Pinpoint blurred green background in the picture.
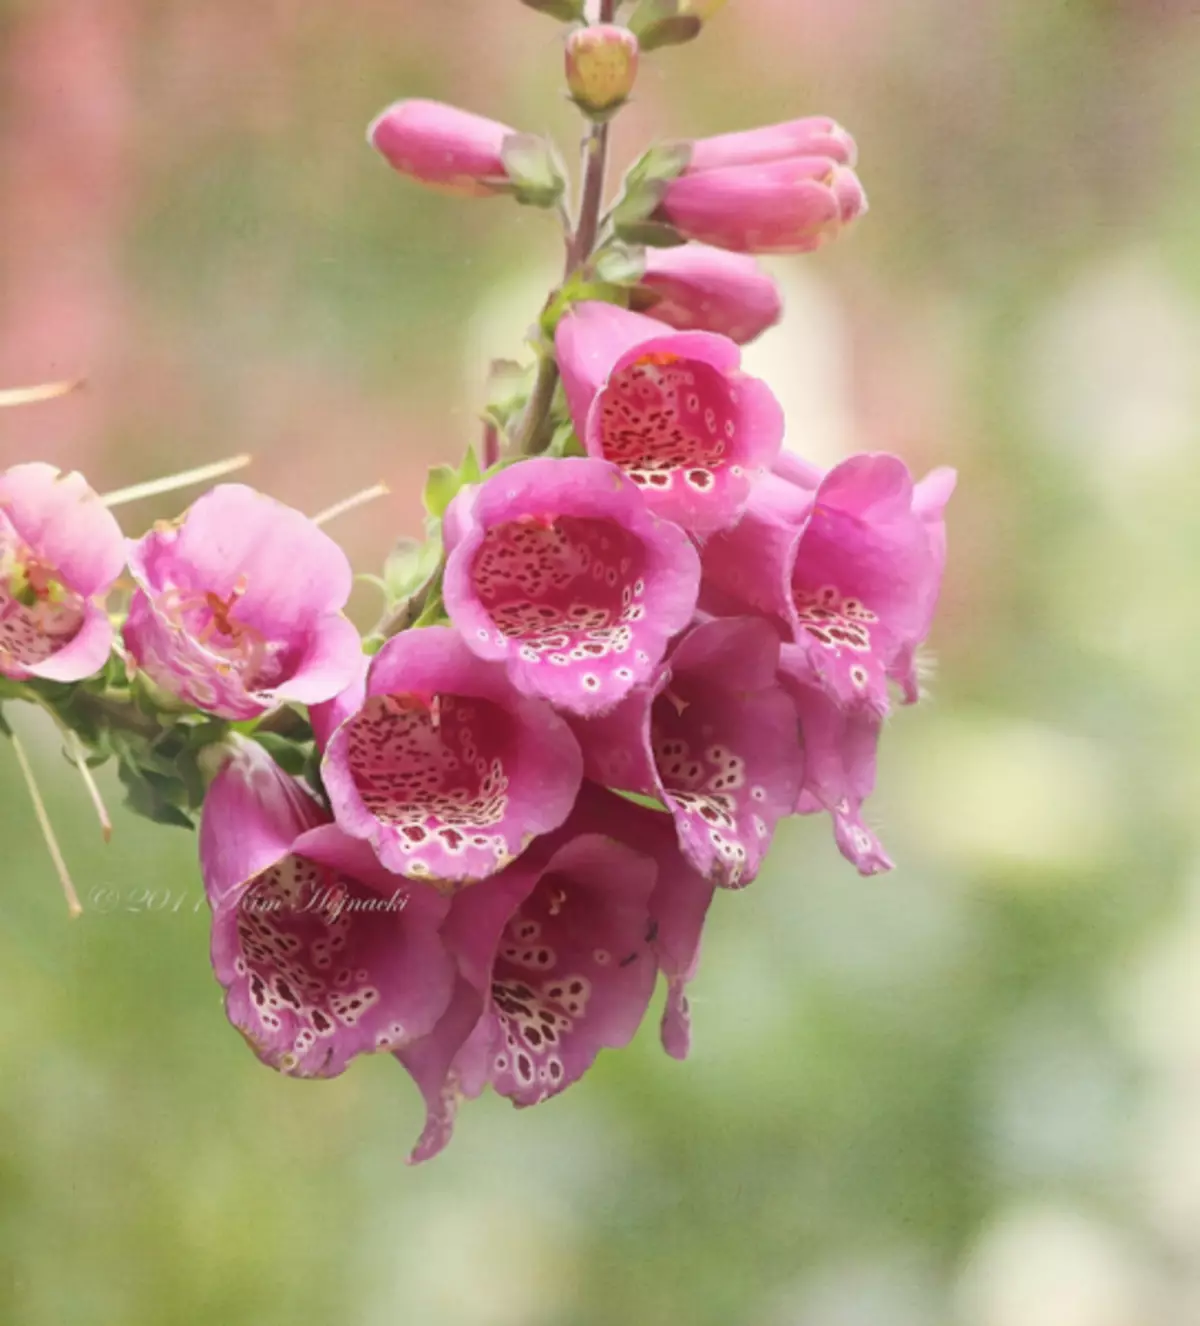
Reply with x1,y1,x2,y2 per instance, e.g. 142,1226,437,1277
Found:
3,1,1200,1322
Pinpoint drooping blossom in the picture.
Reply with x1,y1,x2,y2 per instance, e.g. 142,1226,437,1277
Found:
0,462,125,682
685,116,857,174
199,738,455,1078
657,157,867,255
368,99,516,197
124,484,363,721
779,657,891,876
561,782,717,1061
442,456,700,716
703,454,946,716
636,243,783,345
398,804,659,1162
704,453,951,872
891,466,956,704
570,617,802,888
554,303,785,535
321,625,583,887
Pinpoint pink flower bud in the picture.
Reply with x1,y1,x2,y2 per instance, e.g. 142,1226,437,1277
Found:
565,24,639,116
637,243,783,344
686,116,857,173
659,157,868,255
368,99,515,197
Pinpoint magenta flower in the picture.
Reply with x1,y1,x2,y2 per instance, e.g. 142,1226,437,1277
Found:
321,625,583,887
368,99,516,197
637,243,783,345
398,815,658,1162
570,617,802,888
442,456,700,716
0,462,124,683
199,739,455,1078
686,116,857,174
563,783,715,1061
659,157,867,255
123,483,363,721
779,659,891,876
703,454,945,717
891,466,957,704
554,303,784,535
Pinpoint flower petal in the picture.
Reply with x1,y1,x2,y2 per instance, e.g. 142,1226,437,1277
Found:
0,462,125,597
557,302,784,535
779,653,891,876
321,625,583,886
199,738,327,908
443,457,700,716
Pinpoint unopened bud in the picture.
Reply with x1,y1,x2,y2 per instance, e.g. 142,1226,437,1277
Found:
566,25,640,117
368,100,514,197
368,100,566,209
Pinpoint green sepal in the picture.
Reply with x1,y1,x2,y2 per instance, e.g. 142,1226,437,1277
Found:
250,730,313,777
609,141,691,232
116,761,197,830
592,244,648,287
548,421,588,459
498,134,569,210
482,359,535,432
612,787,671,813
422,465,460,519
612,219,687,248
629,0,703,49
539,275,631,339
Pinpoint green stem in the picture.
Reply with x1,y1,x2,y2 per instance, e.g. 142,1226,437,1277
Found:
512,4,617,458
511,351,562,457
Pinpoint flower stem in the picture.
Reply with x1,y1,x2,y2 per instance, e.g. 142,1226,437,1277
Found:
512,350,561,457
512,0,617,459
481,420,500,469
565,102,613,272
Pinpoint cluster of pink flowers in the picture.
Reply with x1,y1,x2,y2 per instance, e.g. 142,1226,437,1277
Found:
0,7,952,1162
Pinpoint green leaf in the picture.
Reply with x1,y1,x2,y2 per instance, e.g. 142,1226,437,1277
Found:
482,358,535,431
382,534,443,604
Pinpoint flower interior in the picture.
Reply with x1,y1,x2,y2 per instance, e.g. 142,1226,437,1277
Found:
598,351,741,496
471,513,649,694
344,691,514,867
0,519,82,670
